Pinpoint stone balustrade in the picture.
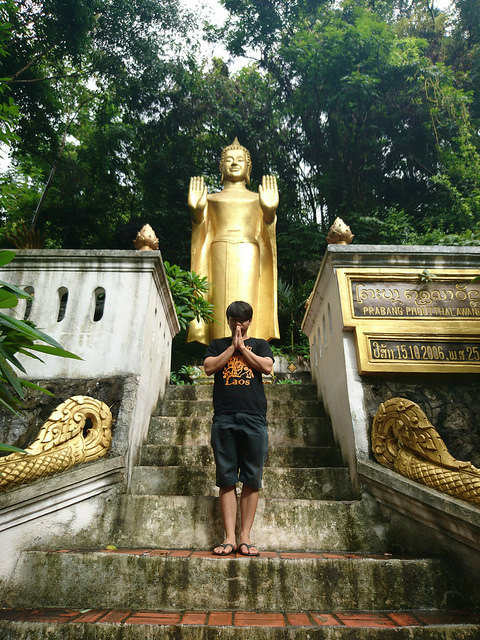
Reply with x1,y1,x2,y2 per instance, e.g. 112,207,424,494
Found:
1,250,178,381
302,244,480,583
0,250,179,583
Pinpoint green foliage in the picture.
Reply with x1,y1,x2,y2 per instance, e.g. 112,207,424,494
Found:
0,442,26,453
276,278,313,354
275,378,302,385
169,364,198,385
169,371,189,386
0,0,188,243
0,2,19,148
419,268,437,283
1,0,480,304
218,0,480,249
164,261,214,332
0,92,18,146
0,250,80,415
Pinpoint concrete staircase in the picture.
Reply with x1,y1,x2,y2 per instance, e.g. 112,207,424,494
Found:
1,383,480,638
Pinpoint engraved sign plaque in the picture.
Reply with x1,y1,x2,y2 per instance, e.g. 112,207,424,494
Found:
368,338,480,365
336,268,480,373
352,281,480,319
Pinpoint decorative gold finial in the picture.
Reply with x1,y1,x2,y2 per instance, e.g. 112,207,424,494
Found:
326,218,354,245
134,224,159,251
372,397,480,506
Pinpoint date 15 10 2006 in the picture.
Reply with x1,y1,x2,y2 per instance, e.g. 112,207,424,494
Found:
369,339,480,363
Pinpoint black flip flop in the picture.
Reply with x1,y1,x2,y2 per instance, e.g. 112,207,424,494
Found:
212,542,236,556
238,543,260,556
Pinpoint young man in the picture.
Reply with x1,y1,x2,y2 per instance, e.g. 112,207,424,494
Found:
204,300,274,556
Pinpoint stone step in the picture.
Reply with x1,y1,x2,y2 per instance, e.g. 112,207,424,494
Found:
130,466,354,500
109,495,387,551
147,416,334,447
156,399,325,418
140,444,343,468
165,383,318,401
10,549,449,611
2,607,480,638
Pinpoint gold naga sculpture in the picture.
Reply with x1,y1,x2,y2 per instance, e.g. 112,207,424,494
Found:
187,137,280,344
0,396,112,491
372,397,480,506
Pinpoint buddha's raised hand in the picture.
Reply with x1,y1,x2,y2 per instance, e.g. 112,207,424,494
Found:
188,176,207,214
259,175,279,222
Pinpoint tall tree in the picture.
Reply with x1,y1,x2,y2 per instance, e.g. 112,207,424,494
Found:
218,0,480,244
0,0,186,238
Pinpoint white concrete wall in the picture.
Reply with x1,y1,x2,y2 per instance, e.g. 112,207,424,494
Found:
0,459,125,584
302,244,480,486
2,250,177,379
0,250,180,585
302,255,364,488
0,249,180,481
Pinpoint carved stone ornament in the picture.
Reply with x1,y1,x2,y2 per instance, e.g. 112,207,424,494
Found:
133,224,159,251
0,396,112,491
371,397,480,506
326,217,354,245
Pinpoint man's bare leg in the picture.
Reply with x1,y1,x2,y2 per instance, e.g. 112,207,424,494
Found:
238,484,259,555
213,485,237,555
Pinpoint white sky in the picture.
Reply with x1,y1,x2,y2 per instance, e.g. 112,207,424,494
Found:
181,0,452,16
180,0,231,62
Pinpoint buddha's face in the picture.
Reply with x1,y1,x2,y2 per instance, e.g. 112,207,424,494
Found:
221,149,248,182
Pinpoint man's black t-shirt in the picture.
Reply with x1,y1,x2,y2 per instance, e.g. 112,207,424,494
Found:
204,337,274,416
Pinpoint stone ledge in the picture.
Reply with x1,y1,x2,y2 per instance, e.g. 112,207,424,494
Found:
358,459,480,552
326,244,480,267
0,456,125,533
1,607,479,631
303,244,480,334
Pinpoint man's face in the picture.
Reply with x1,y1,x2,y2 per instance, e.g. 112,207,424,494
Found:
228,316,251,336
222,150,248,182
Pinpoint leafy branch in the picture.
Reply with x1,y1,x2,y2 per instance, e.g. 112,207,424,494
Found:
164,261,214,331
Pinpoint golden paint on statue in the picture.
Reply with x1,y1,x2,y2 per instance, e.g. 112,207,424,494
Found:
0,396,112,491
188,138,280,344
372,397,480,506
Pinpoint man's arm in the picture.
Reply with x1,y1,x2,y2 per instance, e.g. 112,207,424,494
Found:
235,327,273,375
238,345,273,375
204,342,235,376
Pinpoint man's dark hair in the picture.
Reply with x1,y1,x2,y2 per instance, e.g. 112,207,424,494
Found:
226,301,253,321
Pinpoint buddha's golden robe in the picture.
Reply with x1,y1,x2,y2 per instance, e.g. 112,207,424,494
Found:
188,189,279,344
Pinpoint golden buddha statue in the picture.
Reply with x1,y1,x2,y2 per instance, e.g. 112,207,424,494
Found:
188,138,280,344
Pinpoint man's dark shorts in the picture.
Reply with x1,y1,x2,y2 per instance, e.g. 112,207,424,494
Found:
211,413,268,489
